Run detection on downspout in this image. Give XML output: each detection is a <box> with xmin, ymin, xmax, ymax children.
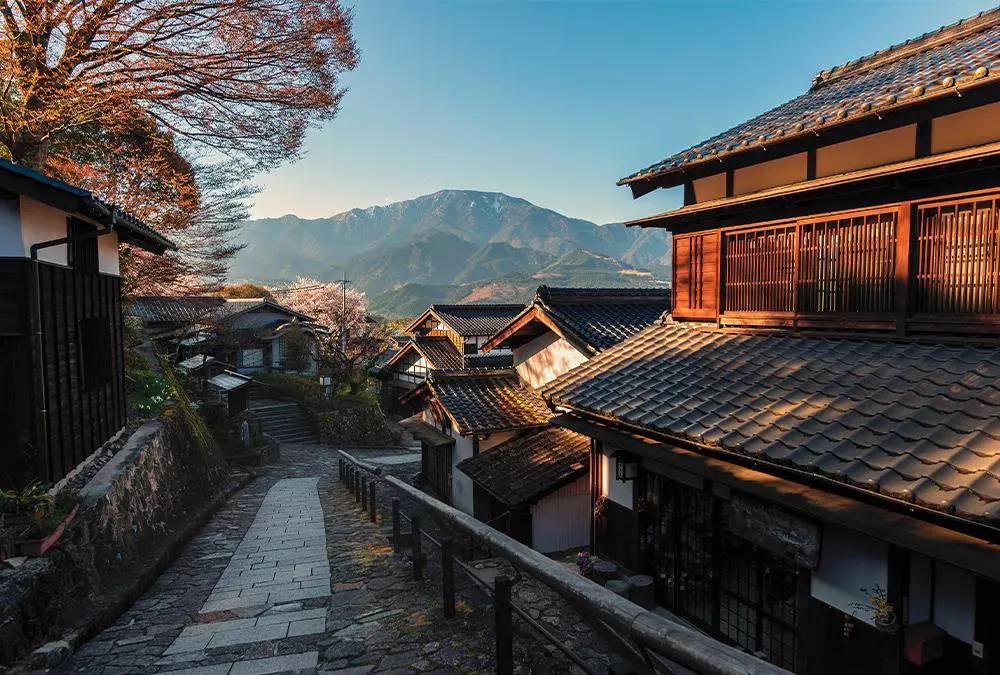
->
<box><xmin>28</xmin><ymin>213</ymin><xmax>116</xmax><ymax>480</ymax></box>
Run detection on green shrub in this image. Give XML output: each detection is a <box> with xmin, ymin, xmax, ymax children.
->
<box><xmin>256</xmin><ymin>371</ymin><xmax>323</xmax><ymax>405</ymax></box>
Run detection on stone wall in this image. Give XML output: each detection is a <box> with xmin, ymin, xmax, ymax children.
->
<box><xmin>314</xmin><ymin>404</ymin><xmax>396</xmax><ymax>446</ymax></box>
<box><xmin>0</xmin><ymin>406</ymin><xmax>229</xmax><ymax>665</ymax></box>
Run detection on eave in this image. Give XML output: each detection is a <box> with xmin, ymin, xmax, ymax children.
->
<box><xmin>551</xmin><ymin>409</ymin><xmax>1000</xmax><ymax>576</ymax></box>
<box><xmin>482</xmin><ymin>304</ymin><xmax>596</xmax><ymax>356</ymax></box>
<box><xmin>626</xmin><ymin>141</ymin><xmax>1000</xmax><ymax>231</ymax></box>
<box><xmin>618</xmin><ymin>70</ymin><xmax>1000</xmax><ymax>196</ymax></box>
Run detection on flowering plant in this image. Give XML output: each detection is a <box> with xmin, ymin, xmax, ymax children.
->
<box><xmin>576</xmin><ymin>551</ymin><xmax>593</xmax><ymax>574</ymax></box>
<box><xmin>850</xmin><ymin>584</ymin><xmax>896</xmax><ymax>626</ymax></box>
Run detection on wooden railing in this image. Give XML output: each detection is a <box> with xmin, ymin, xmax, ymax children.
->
<box><xmin>683</xmin><ymin>190</ymin><xmax>1000</xmax><ymax>334</ymax></box>
<box><xmin>915</xmin><ymin>195</ymin><xmax>1000</xmax><ymax>316</ymax></box>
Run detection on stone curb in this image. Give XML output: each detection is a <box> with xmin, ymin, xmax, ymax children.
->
<box><xmin>27</xmin><ymin>468</ymin><xmax>259</xmax><ymax>671</ymax></box>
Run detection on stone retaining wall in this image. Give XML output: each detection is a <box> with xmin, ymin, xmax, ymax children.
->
<box><xmin>0</xmin><ymin>407</ymin><xmax>229</xmax><ymax>666</ymax></box>
<box><xmin>314</xmin><ymin>405</ymin><xmax>396</xmax><ymax>446</ymax></box>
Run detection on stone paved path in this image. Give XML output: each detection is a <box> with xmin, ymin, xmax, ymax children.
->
<box><xmin>60</xmin><ymin>442</ymin><xmax>620</xmax><ymax>674</ymax></box>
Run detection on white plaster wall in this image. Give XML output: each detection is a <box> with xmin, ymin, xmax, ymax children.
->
<box><xmin>531</xmin><ymin>476</ymin><xmax>590</xmax><ymax>553</ymax></box>
<box><xmin>19</xmin><ymin>197</ymin><xmax>68</xmax><ymax>265</ymax></box>
<box><xmin>932</xmin><ymin>101</ymin><xmax>1000</xmax><ymax>154</ymax></box>
<box><xmin>514</xmin><ymin>332</ymin><xmax>588</xmax><ymax>389</ymax></box>
<box><xmin>810</xmin><ymin>524</ymin><xmax>887</xmax><ymax>626</ymax></box>
<box><xmin>732</xmin><ymin>152</ymin><xmax>807</xmax><ymax>195</ymax></box>
<box><xmin>934</xmin><ymin>562</ymin><xmax>976</xmax><ymax>644</ymax></box>
<box><xmin>816</xmin><ymin>125</ymin><xmax>916</xmax><ymax>177</ymax></box>
<box><xmin>97</xmin><ymin>231</ymin><xmax>121</xmax><ymax>276</ymax></box>
<box><xmin>0</xmin><ymin>195</ymin><xmax>22</xmax><ymax>256</ymax></box>
<box><xmin>692</xmin><ymin>172</ymin><xmax>727</xmax><ymax>203</ymax></box>
<box><xmin>599</xmin><ymin>446</ymin><xmax>634</xmax><ymax>510</ymax></box>
<box><xmin>451</xmin><ymin>433</ymin><xmax>476</xmax><ymax>516</ymax></box>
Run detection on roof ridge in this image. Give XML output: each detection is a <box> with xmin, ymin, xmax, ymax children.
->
<box><xmin>811</xmin><ymin>8</ymin><xmax>1000</xmax><ymax>90</ymax></box>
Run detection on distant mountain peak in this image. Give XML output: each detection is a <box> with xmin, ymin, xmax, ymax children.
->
<box><xmin>229</xmin><ymin>189</ymin><xmax>672</xmax><ymax>302</ymax></box>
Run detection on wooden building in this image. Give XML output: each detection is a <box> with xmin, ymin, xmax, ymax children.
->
<box><xmin>543</xmin><ymin>10</ymin><xmax>1000</xmax><ymax>675</ymax></box>
<box><xmin>0</xmin><ymin>158</ymin><xmax>174</xmax><ymax>489</ymax></box>
<box><xmin>129</xmin><ymin>296</ymin><xmax>322</xmax><ymax>374</ymax></box>
<box><xmin>482</xmin><ymin>285</ymin><xmax>671</xmax><ymax>388</ymax></box>
<box><xmin>374</xmin><ymin>303</ymin><xmax>521</xmax><ymax>411</ymax></box>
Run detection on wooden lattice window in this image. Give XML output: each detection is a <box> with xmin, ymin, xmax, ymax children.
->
<box><xmin>797</xmin><ymin>211</ymin><xmax>896</xmax><ymax>314</ymax></box>
<box><xmin>915</xmin><ymin>195</ymin><xmax>1000</xmax><ymax>315</ymax></box>
<box><xmin>673</xmin><ymin>232</ymin><xmax>719</xmax><ymax>318</ymax></box>
<box><xmin>723</xmin><ymin>225</ymin><xmax>796</xmax><ymax>313</ymax></box>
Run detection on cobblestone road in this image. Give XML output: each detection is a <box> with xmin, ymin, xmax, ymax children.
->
<box><xmin>59</xmin><ymin>442</ymin><xmax>620</xmax><ymax>674</ymax></box>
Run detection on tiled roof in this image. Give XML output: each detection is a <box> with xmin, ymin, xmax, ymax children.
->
<box><xmin>457</xmin><ymin>427</ymin><xmax>590</xmax><ymax>506</ymax></box>
<box><xmin>544</xmin><ymin>319</ymin><xmax>1000</xmax><ymax>526</ymax></box>
<box><xmin>620</xmin><ymin>9</ymin><xmax>1000</xmax><ymax>187</ymax></box>
<box><xmin>129</xmin><ymin>296</ymin><xmax>226</xmax><ymax>323</ymax></box>
<box><xmin>429</xmin><ymin>370</ymin><xmax>553</xmax><ymax>435</ymax></box>
<box><xmin>129</xmin><ymin>296</ymin><xmax>314</xmax><ymax>325</ymax></box>
<box><xmin>430</xmin><ymin>304</ymin><xmax>525</xmax><ymax>336</ymax></box>
<box><xmin>414</xmin><ymin>336</ymin><xmax>466</xmax><ymax>370</ymax></box>
<box><xmin>537</xmin><ymin>286</ymin><xmax>672</xmax><ymax>352</ymax></box>
<box><xmin>0</xmin><ymin>157</ymin><xmax>177</xmax><ymax>252</ymax></box>
<box><xmin>464</xmin><ymin>350</ymin><xmax>514</xmax><ymax>369</ymax></box>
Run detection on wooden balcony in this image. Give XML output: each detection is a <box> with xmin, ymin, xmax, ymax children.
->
<box><xmin>673</xmin><ymin>189</ymin><xmax>1000</xmax><ymax>338</ymax></box>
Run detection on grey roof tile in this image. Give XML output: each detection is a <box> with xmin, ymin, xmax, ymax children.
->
<box><xmin>543</xmin><ymin>318</ymin><xmax>1000</xmax><ymax>527</ymax></box>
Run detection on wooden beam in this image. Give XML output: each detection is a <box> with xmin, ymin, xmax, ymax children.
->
<box><xmin>683</xmin><ymin>181</ymin><xmax>695</xmax><ymax>206</ymax></box>
<box><xmin>915</xmin><ymin>119</ymin><xmax>932</xmax><ymax>158</ymax></box>
<box><xmin>895</xmin><ymin>202</ymin><xmax>913</xmax><ymax>335</ymax></box>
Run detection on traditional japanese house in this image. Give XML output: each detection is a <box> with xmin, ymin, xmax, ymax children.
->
<box><xmin>405</xmin><ymin>303</ymin><xmax>524</xmax><ymax>355</ymax></box>
<box><xmin>0</xmin><ymin>159</ymin><xmax>175</xmax><ymax>489</ymax></box>
<box><xmin>375</xmin><ymin>303</ymin><xmax>521</xmax><ymax>411</ymax></box>
<box><xmin>543</xmin><ymin>10</ymin><xmax>1000</xmax><ymax>675</ymax></box>
<box><xmin>481</xmin><ymin>285</ymin><xmax>672</xmax><ymax>387</ymax></box>
<box><xmin>129</xmin><ymin>296</ymin><xmax>322</xmax><ymax>374</ymax></box>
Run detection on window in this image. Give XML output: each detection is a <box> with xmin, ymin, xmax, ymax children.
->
<box><xmin>915</xmin><ymin>195</ymin><xmax>1000</xmax><ymax>315</ymax></box>
<box><xmin>463</xmin><ymin>339</ymin><xmax>478</xmax><ymax>355</ymax></box>
<box><xmin>79</xmin><ymin>316</ymin><xmax>113</xmax><ymax>390</ymax></box>
<box><xmin>69</xmin><ymin>219</ymin><xmax>99</xmax><ymax>275</ymax></box>
<box><xmin>240</xmin><ymin>348</ymin><xmax>264</xmax><ymax>369</ymax></box>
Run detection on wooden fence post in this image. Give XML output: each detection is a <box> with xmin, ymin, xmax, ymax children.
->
<box><xmin>442</xmin><ymin>537</ymin><xmax>455</xmax><ymax>619</ymax></box>
<box><xmin>411</xmin><ymin>515</ymin><xmax>423</xmax><ymax>580</ymax></box>
<box><xmin>354</xmin><ymin>472</ymin><xmax>361</xmax><ymax>503</ymax></box>
<box><xmin>391</xmin><ymin>499</ymin><xmax>401</xmax><ymax>553</ymax></box>
<box><xmin>369</xmin><ymin>482</ymin><xmax>377</xmax><ymax>523</ymax></box>
<box><xmin>495</xmin><ymin>575</ymin><xmax>513</xmax><ymax>675</ymax></box>
<box><xmin>361</xmin><ymin>476</ymin><xmax>368</xmax><ymax>512</ymax></box>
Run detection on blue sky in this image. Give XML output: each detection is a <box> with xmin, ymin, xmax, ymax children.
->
<box><xmin>251</xmin><ymin>0</ymin><xmax>991</xmax><ymax>225</ymax></box>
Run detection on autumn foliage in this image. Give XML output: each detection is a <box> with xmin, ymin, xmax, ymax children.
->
<box><xmin>0</xmin><ymin>0</ymin><xmax>359</xmax><ymax>293</ymax></box>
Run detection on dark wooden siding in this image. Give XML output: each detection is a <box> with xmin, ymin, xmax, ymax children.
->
<box><xmin>0</xmin><ymin>259</ymin><xmax>36</xmax><ymax>487</ymax></box>
<box><xmin>35</xmin><ymin>262</ymin><xmax>125</xmax><ymax>485</ymax></box>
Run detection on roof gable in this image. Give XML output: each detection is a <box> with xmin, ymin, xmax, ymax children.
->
<box><xmin>407</xmin><ymin>303</ymin><xmax>525</xmax><ymax>336</ymax></box>
<box><xmin>484</xmin><ymin>286</ymin><xmax>671</xmax><ymax>353</ymax></box>
<box><xmin>544</xmin><ymin>319</ymin><xmax>1000</xmax><ymax>529</ymax></box>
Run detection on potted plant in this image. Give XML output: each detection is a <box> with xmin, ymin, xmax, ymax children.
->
<box><xmin>17</xmin><ymin>489</ymin><xmax>80</xmax><ymax>557</ymax></box>
<box><xmin>0</xmin><ymin>483</ymin><xmax>53</xmax><ymax>526</ymax></box>
<box><xmin>850</xmin><ymin>584</ymin><xmax>897</xmax><ymax>632</ymax></box>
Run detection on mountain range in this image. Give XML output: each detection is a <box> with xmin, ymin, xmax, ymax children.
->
<box><xmin>231</xmin><ymin>190</ymin><xmax>672</xmax><ymax>317</ymax></box>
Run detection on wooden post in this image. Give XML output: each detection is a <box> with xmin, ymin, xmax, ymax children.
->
<box><xmin>392</xmin><ymin>498</ymin><xmax>401</xmax><ymax>553</ymax></box>
<box><xmin>353</xmin><ymin>470</ymin><xmax>360</xmax><ymax>502</ymax></box>
<box><xmin>495</xmin><ymin>575</ymin><xmax>513</xmax><ymax>675</ymax></box>
<box><xmin>412</xmin><ymin>515</ymin><xmax>423</xmax><ymax>580</ymax></box>
<box><xmin>369</xmin><ymin>481</ymin><xmax>377</xmax><ymax>523</ymax></box>
<box><xmin>895</xmin><ymin>202</ymin><xmax>914</xmax><ymax>336</ymax></box>
<box><xmin>361</xmin><ymin>476</ymin><xmax>368</xmax><ymax>511</ymax></box>
<box><xmin>442</xmin><ymin>537</ymin><xmax>455</xmax><ymax>619</ymax></box>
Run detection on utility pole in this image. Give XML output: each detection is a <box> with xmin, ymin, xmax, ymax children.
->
<box><xmin>339</xmin><ymin>272</ymin><xmax>351</xmax><ymax>353</ymax></box>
